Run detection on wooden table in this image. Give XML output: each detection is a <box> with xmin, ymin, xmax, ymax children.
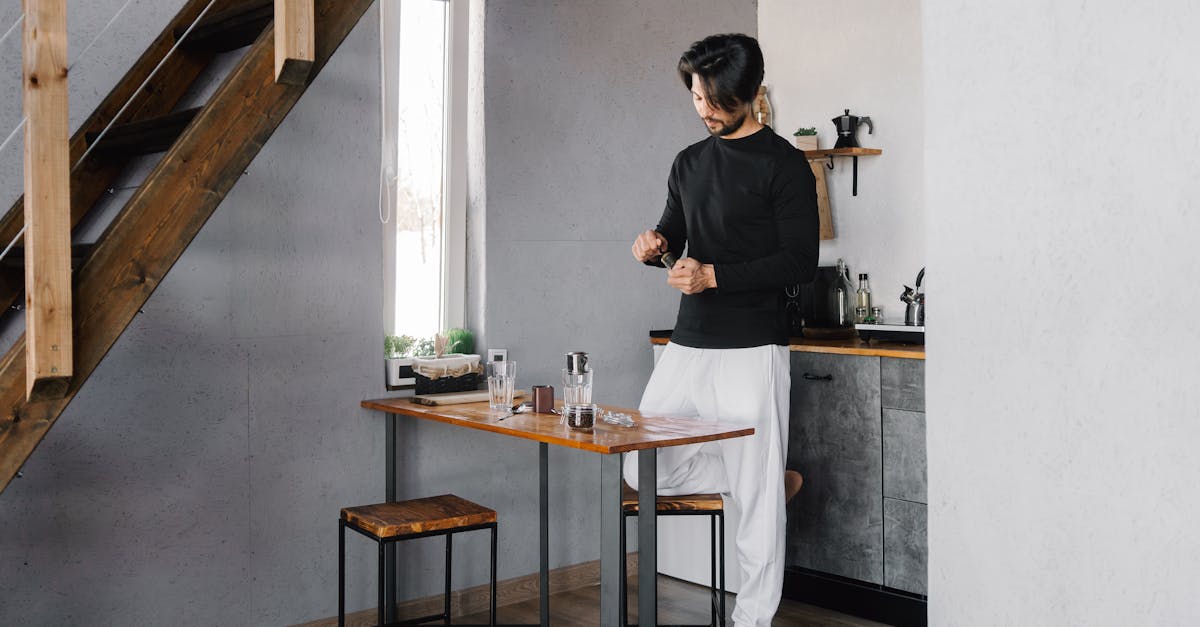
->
<box><xmin>360</xmin><ymin>398</ymin><xmax>754</xmax><ymax>626</ymax></box>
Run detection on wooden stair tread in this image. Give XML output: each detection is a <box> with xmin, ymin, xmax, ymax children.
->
<box><xmin>84</xmin><ymin>107</ymin><xmax>202</xmax><ymax>159</ymax></box>
<box><xmin>621</xmin><ymin>482</ymin><xmax>724</xmax><ymax>513</ymax></box>
<box><xmin>179</xmin><ymin>0</ymin><xmax>273</xmax><ymax>53</ymax></box>
<box><xmin>342</xmin><ymin>495</ymin><xmax>497</xmax><ymax>538</ymax></box>
<box><xmin>0</xmin><ymin>244</ymin><xmax>94</xmax><ymax>271</ymax></box>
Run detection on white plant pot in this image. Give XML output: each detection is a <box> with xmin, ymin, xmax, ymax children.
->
<box><xmin>794</xmin><ymin>135</ymin><xmax>819</xmax><ymax>151</ymax></box>
<box><xmin>385</xmin><ymin>358</ymin><xmax>413</xmax><ymax>387</ymax></box>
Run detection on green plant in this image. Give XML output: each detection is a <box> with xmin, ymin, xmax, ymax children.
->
<box><xmin>443</xmin><ymin>328</ymin><xmax>474</xmax><ymax>354</ymax></box>
<box><xmin>793</xmin><ymin>126</ymin><xmax>817</xmax><ymax>136</ymax></box>
<box><xmin>384</xmin><ymin>334</ymin><xmax>416</xmax><ymax>359</ymax></box>
<box><xmin>413</xmin><ymin>336</ymin><xmax>436</xmax><ymax>357</ymax></box>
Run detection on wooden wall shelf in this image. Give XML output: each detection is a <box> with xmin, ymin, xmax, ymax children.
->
<box><xmin>804</xmin><ymin>147</ymin><xmax>882</xmax><ymax>196</ymax></box>
<box><xmin>804</xmin><ymin>147</ymin><xmax>882</xmax><ymax>158</ymax></box>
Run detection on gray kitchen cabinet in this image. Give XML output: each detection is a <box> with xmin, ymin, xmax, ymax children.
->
<box><xmin>884</xmin><ymin>498</ymin><xmax>928</xmax><ymax>594</ymax></box>
<box><xmin>786</xmin><ymin>352</ymin><xmax>884</xmax><ymax>585</ymax></box>
<box><xmin>880</xmin><ymin>357</ymin><xmax>927</xmax><ymax>596</ymax></box>
<box><xmin>882</xmin><ymin>408</ymin><xmax>927</xmax><ymax>503</ymax></box>
<box><xmin>882</xmin><ymin>357</ymin><xmax>925</xmax><ymax>412</ymax></box>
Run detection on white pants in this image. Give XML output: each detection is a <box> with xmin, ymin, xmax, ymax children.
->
<box><xmin>624</xmin><ymin>342</ymin><xmax>790</xmax><ymax>627</ymax></box>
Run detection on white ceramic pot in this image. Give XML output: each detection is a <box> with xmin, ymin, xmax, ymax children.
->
<box><xmin>385</xmin><ymin>358</ymin><xmax>413</xmax><ymax>387</ymax></box>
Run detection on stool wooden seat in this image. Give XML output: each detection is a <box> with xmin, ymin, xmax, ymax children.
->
<box><xmin>621</xmin><ymin>483</ymin><xmax>725</xmax><ymax>513</ymax></box>
<box><xmin>339</xmin><ymin>494</ymin><xmax>496</xmax><ymax>627</ymax></box>
<box><xmin>342</xmin><ymin>495</ymin><xmax>497</xmax><ymax>537</ymax></box>
<box><xmin>619</xmin><ymin>483</ymin><xmax>726</xmax><ymax>626</ymax></box>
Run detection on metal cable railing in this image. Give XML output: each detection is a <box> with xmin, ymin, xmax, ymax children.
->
<box><xmin>0</xmin><ymin>0</ymin><xmax>220</xmax><ymax>267</ymax></box>
<box><xmin>0</xmin><ymin>13</ymin><xmax>22</xmax><ymax>46</ymax></box>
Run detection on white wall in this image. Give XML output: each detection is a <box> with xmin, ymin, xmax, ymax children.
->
<box><xmin>759</xmin><ymin>0</ymin><xmax>925</xmax><ymax>319</ymax></box>
<box><xmin>925</xmin><ymin>1</ymin><xmax>1200</xmax><ymax>624</ymax></box>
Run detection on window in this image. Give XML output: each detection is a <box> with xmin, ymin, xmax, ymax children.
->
<box><xmin>381</xmin><ymin>0</ymin><xmax>468</xmax><ymax>341</ymax></box>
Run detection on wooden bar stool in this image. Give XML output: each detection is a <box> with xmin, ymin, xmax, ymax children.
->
<box><xmin>339</xmin><ymin>494</ymin><xmax>497</xmax><ymax>627</ymax></box>
<box><xmin>619</xmin><ymin>483</ymin><xmax>726</xmax><ymax>627</ymax></box>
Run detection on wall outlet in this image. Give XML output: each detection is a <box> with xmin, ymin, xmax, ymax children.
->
<box><xmin>487</xmin><ymin>349</ymin><xmax>508</xmax><ymax>362</ymax></box>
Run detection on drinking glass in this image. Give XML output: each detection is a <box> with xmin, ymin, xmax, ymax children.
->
<box><xmin>487</xmin><ymin>361</ymin><xmax>516</xmax><ymax>411</ymax></box>
<box><xmin>561</xmin><ymin>368</ymin><xmax>592</xmax><ymax>408</ymax></box>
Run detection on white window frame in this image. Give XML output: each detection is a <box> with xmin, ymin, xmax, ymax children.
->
<box><xmin>380</xmin><ymin>0</ymin><xmax>468</xmax><ymax>338</ymax></box>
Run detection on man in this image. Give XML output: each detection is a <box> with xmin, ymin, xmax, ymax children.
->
<box><xmin>625</xmin><ymin>33</ymin><xmax>817</xmax><ymax>627</ymax></box>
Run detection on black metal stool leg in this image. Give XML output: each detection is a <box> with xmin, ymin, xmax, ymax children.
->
<box><xmin>718</xmin><ymin>511</ymin><xmax>726</xmax><ymax>627</ymax></box>
<box><xmin>378</xmin><ymin>539</ymin><xmax>387</xmax><ymax>627</ymax></box>
<box><xmin>490</xmin><ymin>524</ymin><xmax>498</xmax><ymax>627</ymax></box>
<box><xmin>710</xmin><ymin>514</ymin><xmax>717</xmax><ymax>627</ymax></box>
<box><xmin>339</xmin><ymin>520</ymin><xmax>346</xmax><ymax>627</ymax></box>
<box><xmin>445</xmin><ymin>533</ymin><xmax>453</xmax><ymax>624</ymax></box>
<box><xmin>620</xmin><ymin>513</ymin><xmax>628</xmax><ymax>627</ymax></box>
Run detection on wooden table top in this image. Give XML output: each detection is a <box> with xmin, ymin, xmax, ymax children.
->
<box><xmin>360</xmin><ymin>398</ymin><xmax>754</xmax><ymax>455</ymax></box>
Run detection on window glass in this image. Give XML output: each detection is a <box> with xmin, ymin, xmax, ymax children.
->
<box><xmin>392</xmin><ymin>0</ymin><xmax>448</xmax><ymax>339</ymax></box>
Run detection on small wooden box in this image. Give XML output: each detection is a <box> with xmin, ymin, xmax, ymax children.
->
<box><xmin>795</xmin><ymin>135</ymin><xmax>819</xmax><ymax>151</ymax></box>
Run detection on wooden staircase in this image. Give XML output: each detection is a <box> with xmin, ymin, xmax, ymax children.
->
<box><xmin>0</xmin><ymin>0</ymin><xmax>374</xmax><ymax>493</ymax></box>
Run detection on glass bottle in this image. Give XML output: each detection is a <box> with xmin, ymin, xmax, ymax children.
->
<box><xmin>856</xmin><ymin>273</ymin><xmax>872</xmax><ymax>323</ymax></box>
<box><xmin>829</xmin><ymin>259</ymin><xmax>855</xmax><ymax>326</ymax></box>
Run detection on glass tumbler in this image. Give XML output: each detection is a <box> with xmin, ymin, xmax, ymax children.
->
<box><xmin>561</xmin><ymin>368</ymin><xmax>592</xmax><ymax>408</ymax></box>
<box><xmin>487</xmin><ymin>361</ymin><xmax>516</xmax><ymax>411</ymax></box>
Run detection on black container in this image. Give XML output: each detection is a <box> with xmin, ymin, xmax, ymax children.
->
<box><xmin>414</xmin><ymin>372</ymin><xmax>480</xmax><ymax>395</ymax></box>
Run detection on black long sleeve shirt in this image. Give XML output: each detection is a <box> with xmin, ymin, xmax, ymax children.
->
<box><xmin>652</xmin><ymin>126</ymin><xmax>819</xmax><ymax>349</ymax></box>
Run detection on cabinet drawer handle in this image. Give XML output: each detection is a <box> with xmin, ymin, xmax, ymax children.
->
<box><xmin>802</xmin><ymin>373</ymin><xmax>833</xmax><ymax>381</ymax></box>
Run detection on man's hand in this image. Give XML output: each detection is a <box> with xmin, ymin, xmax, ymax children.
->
<box><xmin>632</xmin><ymin>230</ymin><xmax>667</xmax><ymax>263</ymax></box>
<box><xmin>668</xmin><ymin>257</ymin><xmax>717</xmax><ymax>294</ymax></box>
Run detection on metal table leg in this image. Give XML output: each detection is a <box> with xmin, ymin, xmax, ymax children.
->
<box><xmin>540</xmin><ymin>442</ymin><xmax>550</xmax><ymax>627</ymax></box>
<box><xmin>600</xmin><ymin>453</ymin><xmax>623</xmax><ymax>624</ymax></box>
<box><xmin>384</xmin><ymin>413</ymin><xmax>398</xmax><ymax>623</ymax></box>
<box><xmin>637</xmin><ymin>449</ymin><xmax>658</xmax><ymax>627</ymax></box>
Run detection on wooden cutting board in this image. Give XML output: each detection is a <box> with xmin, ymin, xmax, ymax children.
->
<box><xmin>809</xmin><ymin>159</ymin><xmax>835</xmax><ymax>240</ymax></box>
<box><xmin>411</xmin><ymin>389</ymin><xmax>526</xmax><ymax>406</ymax></box>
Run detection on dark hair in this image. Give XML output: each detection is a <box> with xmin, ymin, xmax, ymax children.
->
<box><xmin>678</xmin><ymin>34</ymin><xmax>764</xmax><ymax>112</ymax></box>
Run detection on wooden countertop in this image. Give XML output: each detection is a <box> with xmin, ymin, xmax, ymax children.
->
<box><xmin>649</xmin><ymin>333</ymin><xmax>925</xmax><ymax>360</ymax></box>
<box><xmin>360</xmin><ymin>398</ymin><xmax>754</xmax><ymax>454</ymax></box>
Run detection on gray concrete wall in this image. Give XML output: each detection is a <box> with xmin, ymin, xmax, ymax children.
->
<box><xmin>0</xmin><ymin>0</ymin><xmax>193</xmax><ymax>213</ymax></box>
<box><xmin>0</xmin><ymin>5</ymin><xmax>388</xmax><ymax>625</ymax></box>
<box><xmin>481</xmin><ymin>3</ymin><xmax>758</xmax><ymax>562</ymax></box>
<box><xmin>1</xmin><ymin>0</ymin><xmax>764</xmax><ymax>623</ymax></box>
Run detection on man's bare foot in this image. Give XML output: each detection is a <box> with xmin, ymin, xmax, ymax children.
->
<box><xmin>785</xmin><ymin>470</ymin><xmax>804</xmax><ymax>502</ymax></box>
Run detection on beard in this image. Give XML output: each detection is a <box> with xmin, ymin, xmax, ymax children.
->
<box><xmin>704</xmin><ymin>111</ymin><xmax>747</xmax><ymax>137</ymax></box>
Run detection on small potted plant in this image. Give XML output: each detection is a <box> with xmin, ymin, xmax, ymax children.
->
<box><xmin>384</xmin><ymin>334</ymin><xmax>416</xmax><ymax>387</ymax></box>
<box><xmin>793</xmin><ymin>126</ymin><xmax>819</xmax><ymax>151</ymax></box>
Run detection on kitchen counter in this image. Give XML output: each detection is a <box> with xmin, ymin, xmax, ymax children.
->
<box><xmin>649</xmin><ymin>330</ymin><xmax>925</xmax><ymax>360</ymax></box>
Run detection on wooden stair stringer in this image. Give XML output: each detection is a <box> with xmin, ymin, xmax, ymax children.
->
<box><xmin>0</xmin><ymin>0</ymin><xmax>222</xmax><ymax>322</ymax></box>
<box><xmin>0</xmin><ymin>0</ymin><xmax>376</xmax><ymax>494</ymax></box>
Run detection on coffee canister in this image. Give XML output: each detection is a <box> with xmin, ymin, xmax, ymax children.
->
<box><xmin>532</xmin><ymin>385</ymin><xmax>554</xmax><ymax>413</ymax></box>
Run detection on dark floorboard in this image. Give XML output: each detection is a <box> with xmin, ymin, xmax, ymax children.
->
<box><xmin>457</xmin><ymin>574</ymin><xmax>891</xmax><ymax>626</ymax></box>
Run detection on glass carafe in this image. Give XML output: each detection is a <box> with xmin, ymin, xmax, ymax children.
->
<box><xmin>562</xmin><ymin>368</ymin><xmax>593</xmax><ymax>408</ymax></box>
<box><xmin>562</xmin><ymin>351</ymin><xmax>593</xmax><ymax>410</ymax></box>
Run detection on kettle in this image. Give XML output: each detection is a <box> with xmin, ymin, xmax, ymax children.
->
<box><xmin>901</xmin><ymin>267</ymin><xmax>925</xmax><ymax>326</ymax></box>
<box><xmin>832</xmin><ymin>109</ymin><xmax>874</xmax><ymax>148</ymax></box>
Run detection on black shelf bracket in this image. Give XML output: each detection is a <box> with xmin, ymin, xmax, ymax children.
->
<box><xmin>824</xmin><ymin>155</ymin><xmax>862</xmax><ymax>196</ymax></box>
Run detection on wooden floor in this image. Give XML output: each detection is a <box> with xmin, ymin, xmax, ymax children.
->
<box><xmin>457</xmin><ymin>574</ymin><xmax>891</xmax><ymax>626</ymax></box>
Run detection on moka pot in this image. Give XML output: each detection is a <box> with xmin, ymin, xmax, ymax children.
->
<box><xmin>832</xmin><ymin>109</ymin><xmax>874</xmax><ymax>148</ymax></box>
